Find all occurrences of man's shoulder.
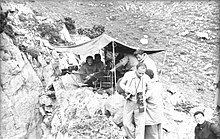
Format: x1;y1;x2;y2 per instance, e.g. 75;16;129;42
81;63;88;67
206;121;218;129
194;124;202;133
143;56;154;63
123;70;135;77
95;61;104;65
143;74;151;80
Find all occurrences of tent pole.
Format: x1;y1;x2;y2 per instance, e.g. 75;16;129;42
112;42;117;93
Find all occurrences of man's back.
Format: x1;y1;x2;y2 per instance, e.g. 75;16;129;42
116;54;138;71
144;81;163;125
125;55;139;71
141;55;158;80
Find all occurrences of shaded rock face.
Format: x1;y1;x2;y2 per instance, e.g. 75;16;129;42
0;33;44;139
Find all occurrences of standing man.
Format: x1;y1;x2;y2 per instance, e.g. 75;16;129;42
110;53;139;73
134;49;158;81
144;69;164;139
194;111;220;139
120;63;151;139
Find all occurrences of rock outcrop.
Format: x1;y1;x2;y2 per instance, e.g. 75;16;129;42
0;32;44;139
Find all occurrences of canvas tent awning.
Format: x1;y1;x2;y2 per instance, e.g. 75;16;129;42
55;34;165;55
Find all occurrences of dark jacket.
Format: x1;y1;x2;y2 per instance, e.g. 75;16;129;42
195;121;220;139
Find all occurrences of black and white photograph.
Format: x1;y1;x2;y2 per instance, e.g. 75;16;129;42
0;0;219;139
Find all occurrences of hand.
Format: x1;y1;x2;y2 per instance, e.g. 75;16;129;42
85;73;94;80
124;87;134;95
85;75;91;80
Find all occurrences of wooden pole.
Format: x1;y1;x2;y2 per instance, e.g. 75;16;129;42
112;42;117;93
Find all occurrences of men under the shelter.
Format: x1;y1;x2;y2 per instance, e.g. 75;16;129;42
94;53;105;72
79;56;99;86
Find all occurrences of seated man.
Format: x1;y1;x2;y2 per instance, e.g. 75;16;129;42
79;56;98;86
94;53;105;72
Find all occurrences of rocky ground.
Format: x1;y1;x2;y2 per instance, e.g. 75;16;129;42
1;0;219;139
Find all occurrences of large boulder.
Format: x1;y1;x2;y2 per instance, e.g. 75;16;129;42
0;33;44;139
104;93;125;126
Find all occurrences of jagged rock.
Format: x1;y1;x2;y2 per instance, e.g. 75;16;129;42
170;92;186;106
140;38;148;45
35;16;47;22
59;24;73;43
60;74;80;90
104;93;125;125
86;93;107;117
196;31;209;40
42;39;55;50
1;33;43;139
167;85;178;94
39;95;53;106
178;30;189;36
143;35;148;38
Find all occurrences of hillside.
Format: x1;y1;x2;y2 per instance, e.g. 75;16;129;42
25;0;220;107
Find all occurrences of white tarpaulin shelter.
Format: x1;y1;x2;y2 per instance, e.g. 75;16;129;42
55;34;165;55
55;34;165;85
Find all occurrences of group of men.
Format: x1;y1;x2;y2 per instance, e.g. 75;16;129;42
77;49;162;138
79;53;105;86
114;49;163;139
104;49;220;139
59;47;220;139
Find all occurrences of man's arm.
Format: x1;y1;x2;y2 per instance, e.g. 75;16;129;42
119;73;128;91
79;66;88;81
110;56;128;72
119;72;135;96
194;128;200;139
210;123;220;138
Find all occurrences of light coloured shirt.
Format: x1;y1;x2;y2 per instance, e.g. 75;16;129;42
144;81;164;125
141;54;158;80
120;70;151;101
115;55;139;71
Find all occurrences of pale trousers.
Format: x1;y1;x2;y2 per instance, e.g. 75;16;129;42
123;100;145;139
144;123;162;139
